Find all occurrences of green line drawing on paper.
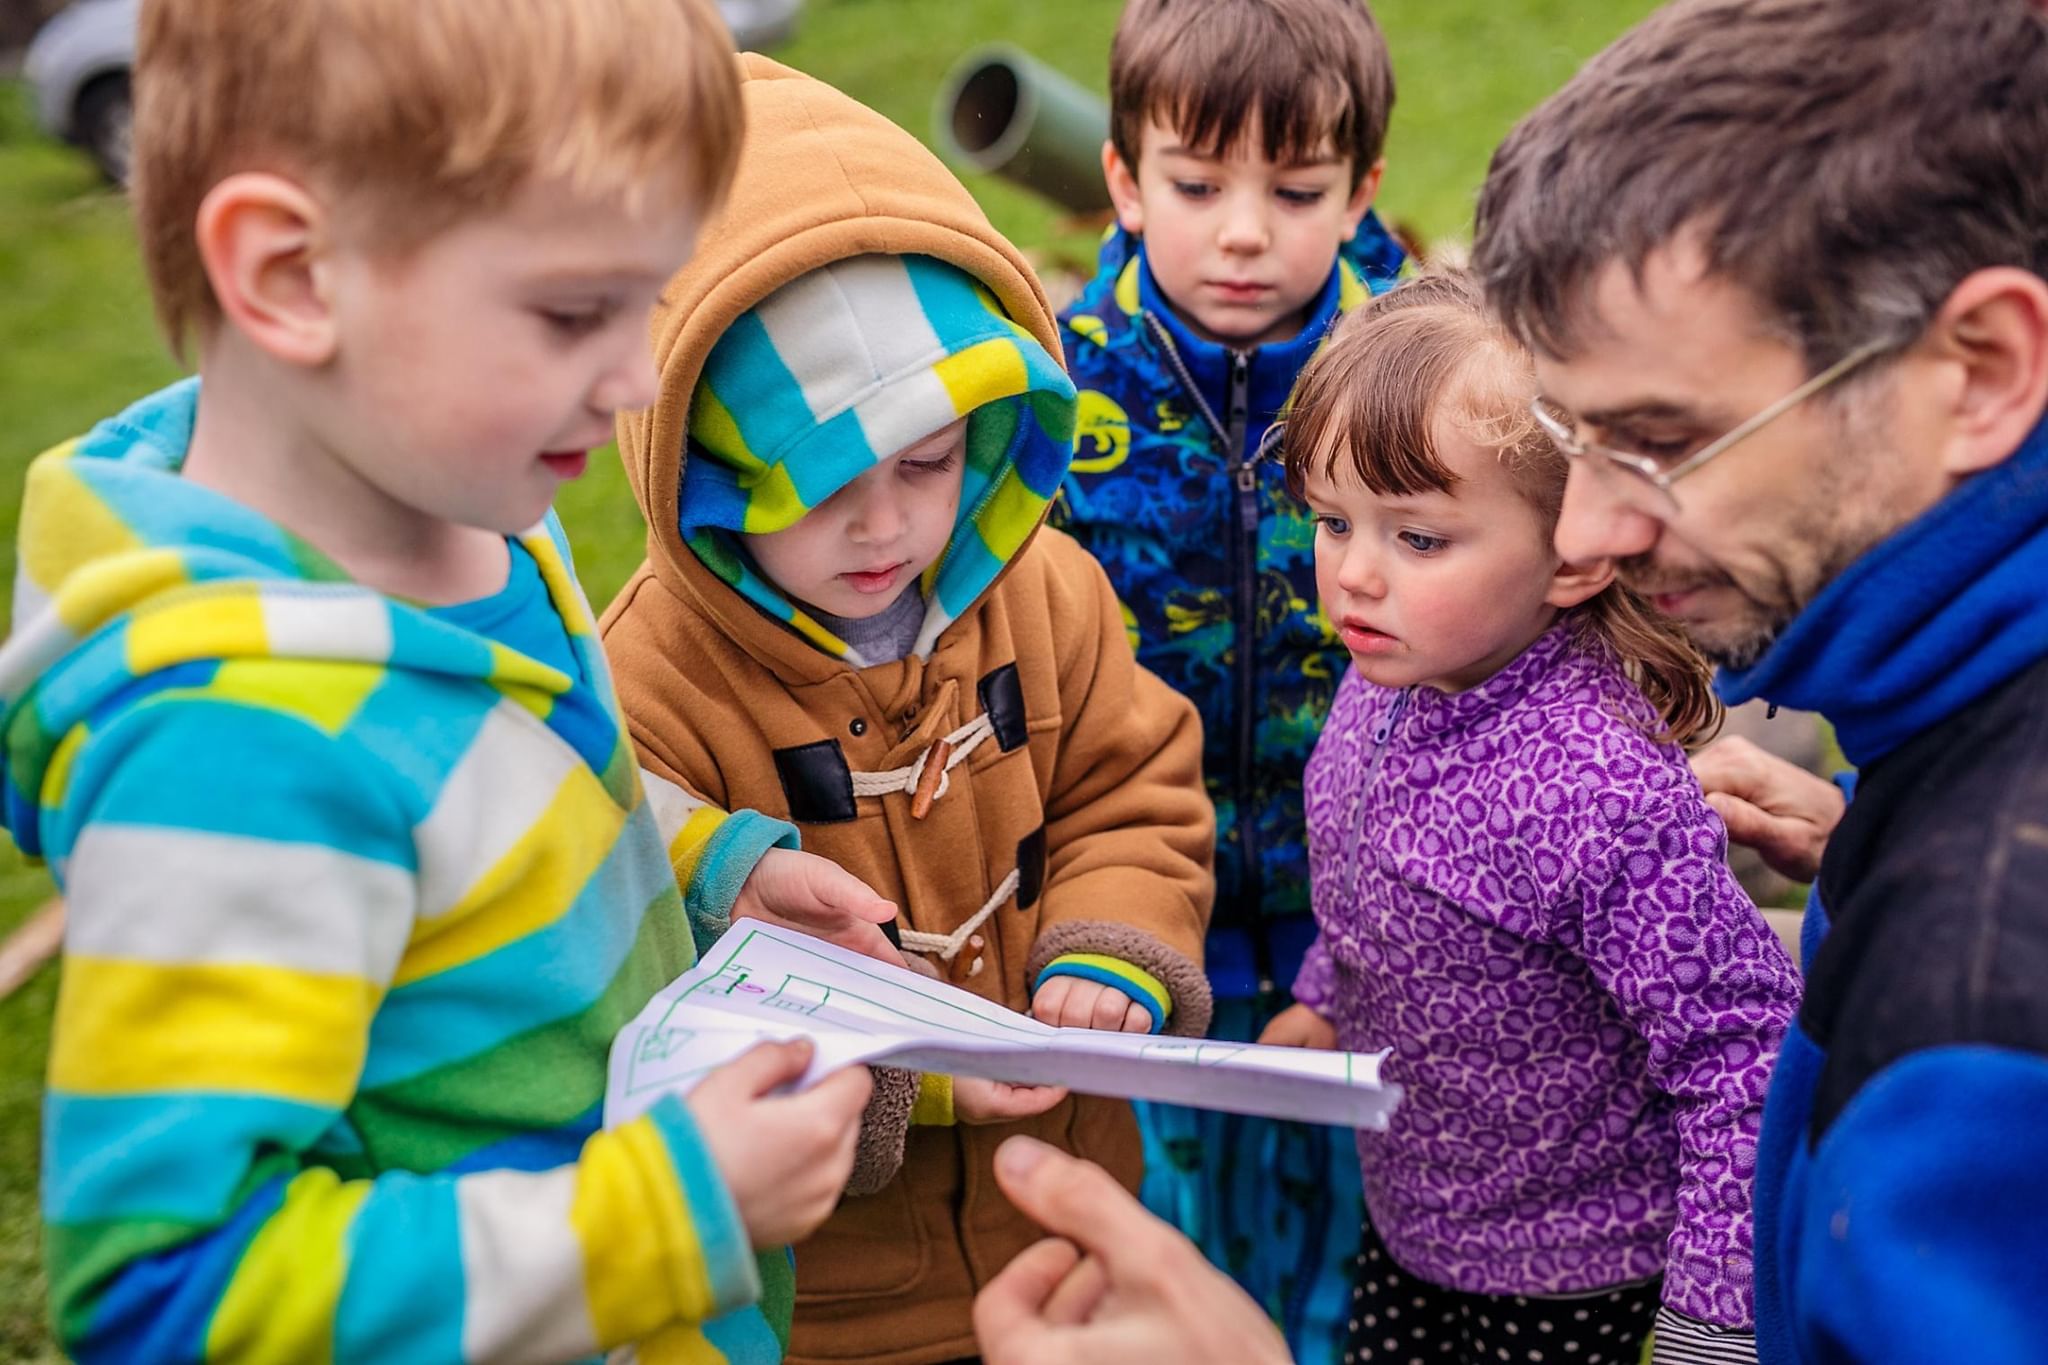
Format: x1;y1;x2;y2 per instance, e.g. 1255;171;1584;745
680;926;1049;1042
609;923;1402;1131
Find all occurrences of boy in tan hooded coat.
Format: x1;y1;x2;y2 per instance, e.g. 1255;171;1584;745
603;57;1215;1365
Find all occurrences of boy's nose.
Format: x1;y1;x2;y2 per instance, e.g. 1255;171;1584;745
1553;465;1663;565
1217;197;1270;254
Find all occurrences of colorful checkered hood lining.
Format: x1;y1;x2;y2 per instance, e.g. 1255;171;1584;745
680;254;1077;667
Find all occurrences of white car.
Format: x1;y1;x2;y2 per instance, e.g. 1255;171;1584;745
26;0;804;185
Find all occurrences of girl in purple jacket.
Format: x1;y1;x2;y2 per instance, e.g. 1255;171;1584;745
1260;273;1800;1365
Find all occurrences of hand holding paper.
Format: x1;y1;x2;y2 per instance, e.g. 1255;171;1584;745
607;922;1401;1131
685;1039;873;1247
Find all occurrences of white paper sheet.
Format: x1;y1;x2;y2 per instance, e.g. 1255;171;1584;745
607;922;1401;1130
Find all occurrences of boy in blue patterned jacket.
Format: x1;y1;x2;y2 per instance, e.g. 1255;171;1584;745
1049;0;1405;1357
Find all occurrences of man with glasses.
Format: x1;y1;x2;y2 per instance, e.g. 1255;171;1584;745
974;3;2048;1361
1473;1;2048;1361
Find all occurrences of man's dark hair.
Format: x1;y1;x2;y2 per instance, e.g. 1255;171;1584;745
1109;0;1394;187
1473;0;2048;370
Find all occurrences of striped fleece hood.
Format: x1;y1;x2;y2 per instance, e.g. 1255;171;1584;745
682;253;1075;664
0;379;638;849
617;55;1075;670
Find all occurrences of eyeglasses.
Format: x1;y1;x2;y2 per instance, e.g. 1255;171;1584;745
1529;340;1892;516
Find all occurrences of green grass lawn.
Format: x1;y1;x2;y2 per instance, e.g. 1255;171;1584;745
0;0;1656;1355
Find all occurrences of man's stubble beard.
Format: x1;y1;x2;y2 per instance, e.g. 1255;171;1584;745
1635;398;1907;672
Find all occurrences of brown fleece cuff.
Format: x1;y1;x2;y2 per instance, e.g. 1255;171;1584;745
844;1063;918;1198
1027;920;1214;1038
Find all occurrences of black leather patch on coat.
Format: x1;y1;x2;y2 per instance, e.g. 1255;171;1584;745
1016;824;1048;910
978;663;1028;752
771;739;858;824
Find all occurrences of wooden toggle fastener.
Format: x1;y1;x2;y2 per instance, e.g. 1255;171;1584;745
910;737;955;820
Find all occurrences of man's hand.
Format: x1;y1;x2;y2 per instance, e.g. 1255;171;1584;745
1691;735;1845;884
974;1137;1292;1365
732;847;904;966
956;1077;1069;1125
687;1041;873;1248
1256;1003;1337;1050
1031;977;1153;1033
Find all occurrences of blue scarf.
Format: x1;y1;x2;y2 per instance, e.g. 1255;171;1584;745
1719;412;2048;767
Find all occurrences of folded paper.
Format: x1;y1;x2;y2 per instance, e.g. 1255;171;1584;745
608;922;1401;1130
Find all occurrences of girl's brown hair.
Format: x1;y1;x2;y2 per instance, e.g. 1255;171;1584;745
1281;270;1723;748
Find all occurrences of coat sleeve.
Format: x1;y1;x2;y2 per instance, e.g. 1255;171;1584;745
605;570;924;1198
40;701;763;1364
1023;536;1216;1037
1791;1047;2048;1363
601;571;801;957
1560;778;1801;1330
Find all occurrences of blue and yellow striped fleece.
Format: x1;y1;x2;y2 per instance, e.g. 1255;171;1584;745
680;254;1077;666
1;379;800;1363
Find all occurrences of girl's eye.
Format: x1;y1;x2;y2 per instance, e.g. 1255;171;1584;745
902;453;958;476
1277;187;1327;206
1315;514;1351;537
1398;530;1448;554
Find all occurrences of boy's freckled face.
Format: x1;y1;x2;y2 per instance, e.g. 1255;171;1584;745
1108;117;1375;349
1305;419;1566;693
744;419;969;621
319;171;702;536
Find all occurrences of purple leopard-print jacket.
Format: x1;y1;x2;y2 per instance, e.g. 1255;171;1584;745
1295;618;1800;1328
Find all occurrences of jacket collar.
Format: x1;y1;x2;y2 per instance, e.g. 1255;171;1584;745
1718;411;2048;767
1395;616;1585;744
1135;243;1346;443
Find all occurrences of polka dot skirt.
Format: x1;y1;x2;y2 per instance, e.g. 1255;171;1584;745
1342;1220;1659;1365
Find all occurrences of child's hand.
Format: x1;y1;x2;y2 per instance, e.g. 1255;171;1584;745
956;1076;1070;1125
687;1040;873;1248
1032;977;1153;1033
1257;1003;1338;1050
733;847;904;967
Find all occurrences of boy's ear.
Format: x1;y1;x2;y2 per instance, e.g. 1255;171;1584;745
1545;554;1615;611
1102;140;1146;236
194;172;340;368
1341;159;1386;242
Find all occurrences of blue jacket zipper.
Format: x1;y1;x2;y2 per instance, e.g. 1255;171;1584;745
1225;350;1267;990
1143;317;1275;991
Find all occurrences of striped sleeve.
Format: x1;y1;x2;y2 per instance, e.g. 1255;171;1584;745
1650;1307;1757;1364
1031;954;1172;1033
42;699;761;1363
640;766;798;956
